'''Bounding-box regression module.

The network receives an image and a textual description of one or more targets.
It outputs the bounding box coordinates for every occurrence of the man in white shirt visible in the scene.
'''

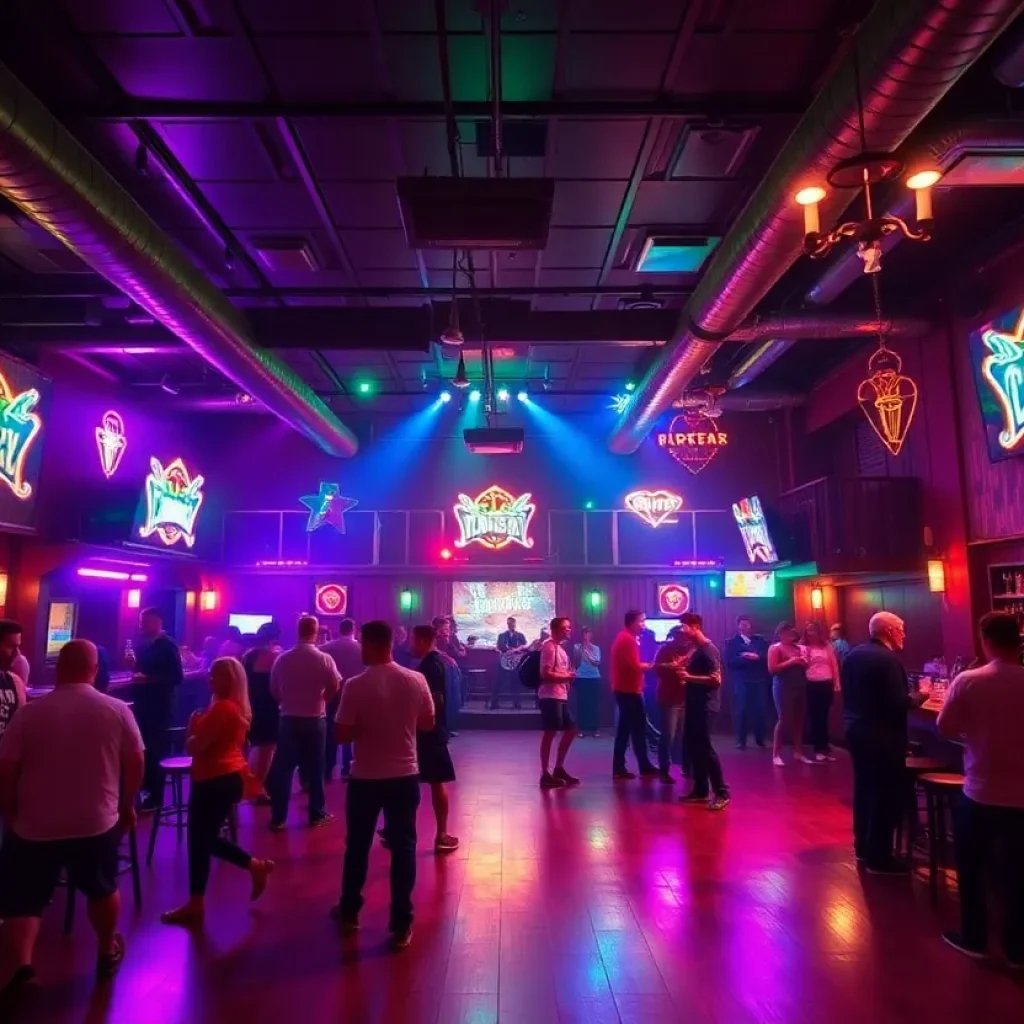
[0,640,144,998]
[320,617,363,780]
[332,620,434,948]
[539,616,578,789]
[268,615,341,831]
[938,611,1024,964]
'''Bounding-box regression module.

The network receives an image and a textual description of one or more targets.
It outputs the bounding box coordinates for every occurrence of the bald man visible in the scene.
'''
[840,612,916,874]
[0,641,145,997]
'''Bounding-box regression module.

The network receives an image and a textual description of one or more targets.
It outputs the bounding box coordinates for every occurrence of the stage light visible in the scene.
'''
[811,586,824,610]
[497,387,510,402]
[399,588,414,612]
[469,389,481,403]
[709,577,720,590]
[586,590,603,611]
[517,390,528,402]
[439,547,453,561]
[440,390,452,403]
[127,589,141,609]
[357,381,372,395]
[584,500,594,510]
[625,380,636,392]
[200,590,218,611]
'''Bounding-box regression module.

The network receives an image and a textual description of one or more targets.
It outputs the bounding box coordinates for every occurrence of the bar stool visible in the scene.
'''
[166,726,188,755]
[62,827,142,934]
[465,669,488,703]
[917,772,965,905]
[146,755,192,865]
[899,757,948,858]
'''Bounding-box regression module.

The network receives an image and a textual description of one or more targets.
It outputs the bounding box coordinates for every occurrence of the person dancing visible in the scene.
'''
[162,658,274,924]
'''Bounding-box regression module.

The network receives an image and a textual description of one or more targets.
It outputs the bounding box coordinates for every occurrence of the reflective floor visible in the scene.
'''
[14,733,1024,1022]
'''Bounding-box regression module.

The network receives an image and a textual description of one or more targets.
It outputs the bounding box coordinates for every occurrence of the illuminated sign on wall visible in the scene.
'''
[624,489,683,528]
[724,570,776,598]
[454,485,536,551]
[656,412,728,475]
[96,410,127,479]
[980,312,1024,452]
[656,583,691,616]
[0,369,42,499]
[314,583,348,617]
[300,482,358,534]
[857,346,918,457]
[139,457,204,549]
[732,495,778,564]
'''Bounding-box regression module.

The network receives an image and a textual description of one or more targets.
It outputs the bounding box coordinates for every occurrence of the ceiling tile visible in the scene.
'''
[66,0,182,34]
[542,228,613,268]
[257,35,381,101]
[551,180,628,227]
[158,122,278,182]
[200,183,322,229]
[629,180,738,227]
[294,120,403,181]
[341,230,419,269]
[236,0,367,32]
[549,122,649,179]
[562,35,675,96]
[322,182,404,229]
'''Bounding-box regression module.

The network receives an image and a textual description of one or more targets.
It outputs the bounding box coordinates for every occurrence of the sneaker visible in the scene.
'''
[865,859,912,876]
[553,766,581,787]
[435,834,460,853]
[708,794,731,811]
[309,812,335,828]
[391,926,414,949]
[755,741,767,749]
[329,904,360,931]
[795,754,816,765]
[269,820,287,833]
[679,791,709,804]
[96,933,125,980]
[612,769,637,780]
[540,772,565,789]
[659,772,675,785]
[773,756,785,767]
[942,931,986,959]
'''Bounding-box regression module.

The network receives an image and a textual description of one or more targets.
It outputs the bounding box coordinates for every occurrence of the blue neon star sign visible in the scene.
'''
[299,482,358,534]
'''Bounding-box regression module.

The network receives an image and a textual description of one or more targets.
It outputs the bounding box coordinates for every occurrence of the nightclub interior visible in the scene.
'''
[0,0,1024,1021]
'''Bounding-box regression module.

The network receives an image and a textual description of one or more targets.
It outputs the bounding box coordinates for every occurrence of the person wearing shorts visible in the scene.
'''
[0,641,144,1000]
[538,617,579,789]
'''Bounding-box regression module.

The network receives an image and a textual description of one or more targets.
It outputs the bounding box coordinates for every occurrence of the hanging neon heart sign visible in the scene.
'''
[656,412,728,474]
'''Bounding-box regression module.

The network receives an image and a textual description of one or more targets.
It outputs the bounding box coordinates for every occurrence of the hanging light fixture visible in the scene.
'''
[452,351,470,389]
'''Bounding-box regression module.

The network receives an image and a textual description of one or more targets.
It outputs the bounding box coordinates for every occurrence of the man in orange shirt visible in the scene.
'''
[610,610,657,780]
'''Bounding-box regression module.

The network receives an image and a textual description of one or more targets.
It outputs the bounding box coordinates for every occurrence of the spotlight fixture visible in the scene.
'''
[452,352,470,389]
[439,547,453,561]
[624,380,636,392]
[517,390,528,402]
[584,500,594,510]
[497,387,510,402]
[357,380,372,395]
[440,390,452,403]
[469,389,481,403]
[609,393,630,414]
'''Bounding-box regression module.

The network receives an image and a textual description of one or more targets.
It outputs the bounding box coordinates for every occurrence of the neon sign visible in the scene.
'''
[980,312,1024,452]
[731,495,778,565]
[453,485,536,551]
[0,370,42,499]
[657,583,690,616]
[656,412,728,474]
[624,489,683,528]
[139,457,204,549]
[856,346,918,456]
[96,410,127,479]
[300,482,358,534]
[314,583,348,617]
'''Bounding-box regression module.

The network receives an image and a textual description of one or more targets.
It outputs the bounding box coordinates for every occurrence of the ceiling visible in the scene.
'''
[1,0,1024,420]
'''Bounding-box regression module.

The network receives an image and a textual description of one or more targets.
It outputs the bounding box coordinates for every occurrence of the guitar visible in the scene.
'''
[499,648,529,671]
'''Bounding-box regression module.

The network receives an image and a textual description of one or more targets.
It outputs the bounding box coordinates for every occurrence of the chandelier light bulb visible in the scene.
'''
[906,169,941,190]
[795,186,826,206]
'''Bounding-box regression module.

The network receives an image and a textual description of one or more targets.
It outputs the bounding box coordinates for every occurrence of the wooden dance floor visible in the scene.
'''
[15,734,1023,1022]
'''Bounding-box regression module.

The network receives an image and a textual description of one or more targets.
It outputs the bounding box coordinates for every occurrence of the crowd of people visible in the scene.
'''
[0,599,1021,1003]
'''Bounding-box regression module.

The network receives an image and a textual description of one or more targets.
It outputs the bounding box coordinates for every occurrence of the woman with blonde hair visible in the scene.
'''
[162,657,274,924]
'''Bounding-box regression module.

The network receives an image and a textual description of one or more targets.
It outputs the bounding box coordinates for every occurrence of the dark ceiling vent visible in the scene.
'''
[475,120,549,159]
[252,239,320,274]
[670,124,758,179]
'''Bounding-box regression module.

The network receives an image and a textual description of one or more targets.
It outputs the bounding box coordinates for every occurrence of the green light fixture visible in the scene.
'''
[586,590,603,611]
[584,500,595,510]
[399,588,413,612]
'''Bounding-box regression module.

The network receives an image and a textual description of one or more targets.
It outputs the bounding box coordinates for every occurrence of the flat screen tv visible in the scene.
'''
[228,613,273,634]
[451,581,555,649]
[724,570,776,598]
[968,308,1024,462]
[646,618,680,643]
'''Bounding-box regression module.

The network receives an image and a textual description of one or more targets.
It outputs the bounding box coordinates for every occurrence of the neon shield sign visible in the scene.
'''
[453,485,536,551]
[0,369,42,499]
[139,457,205,549]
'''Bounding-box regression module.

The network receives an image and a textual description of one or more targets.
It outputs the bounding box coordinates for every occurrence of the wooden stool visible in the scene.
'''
[918,772,965,905]
[166,726,188,756]
[898,757,949,857]
[146,756,192,865]
[62,827,142,934]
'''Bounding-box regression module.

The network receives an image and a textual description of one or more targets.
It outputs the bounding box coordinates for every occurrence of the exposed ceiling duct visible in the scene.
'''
[0,63,359,457]
[806,120,1024,306]
[607,0,1024,454]
[727,340,796,390]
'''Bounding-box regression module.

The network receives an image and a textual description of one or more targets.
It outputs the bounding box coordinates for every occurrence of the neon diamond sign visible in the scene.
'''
[624,489,683,528]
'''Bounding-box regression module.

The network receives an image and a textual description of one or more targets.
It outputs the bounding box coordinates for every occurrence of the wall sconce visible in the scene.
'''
[399,588,414,613]
[811,587,824,611]
[200,590,218,611]
[927,559,946,594]
[586,590,603,611]
[0,571,8,608]
[185,591,196,609]
[127,589,141,609]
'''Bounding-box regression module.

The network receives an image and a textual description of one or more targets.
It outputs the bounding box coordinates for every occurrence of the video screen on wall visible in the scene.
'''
[452,581,555,649]
[969,308,1024,462]
[724,570,776,598]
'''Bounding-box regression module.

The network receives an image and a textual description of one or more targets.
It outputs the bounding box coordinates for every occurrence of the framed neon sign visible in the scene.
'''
[731,495,778,565]
[139,457,204,549]
[970,308,1024,461]
[314,583,348,617]
[624,489,683,528]
[453,485,536,551]
[96,410,127,479]
[300,482,358,534]
[656,412,728,474]
[0,369,42,500]
[656,583,691,616]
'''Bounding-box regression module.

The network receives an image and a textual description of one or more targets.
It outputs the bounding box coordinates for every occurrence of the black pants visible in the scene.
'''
[188,772,251,895]
[135,688,174,803]
[268,717,326,825]
[953,794,1024,959]
[613,693,653,774]
[490,668,521,709]
[733,678,766,747]
[806,681,834,753]
[324,694,342,778]
[686,706,727,798]
[340,776,421,933]
[847,732,904,865]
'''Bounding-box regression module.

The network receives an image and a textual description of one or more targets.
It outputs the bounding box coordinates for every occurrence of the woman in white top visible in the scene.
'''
[802,622,840,762]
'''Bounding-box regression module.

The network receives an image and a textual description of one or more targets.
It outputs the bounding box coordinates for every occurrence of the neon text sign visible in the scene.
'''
[624,489,683,528]
[980,313,1024,452]
[0,370,42,499]
[139,457,204,549]
[454,485,536,551]
[656,412,728,475]
[731,495,778,565]
[96,410,127,479]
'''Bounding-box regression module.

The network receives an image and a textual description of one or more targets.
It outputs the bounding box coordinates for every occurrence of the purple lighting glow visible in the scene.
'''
[77,567,149,582]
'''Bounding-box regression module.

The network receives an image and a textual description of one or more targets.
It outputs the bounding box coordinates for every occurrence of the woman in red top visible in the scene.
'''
[162,658,274,924]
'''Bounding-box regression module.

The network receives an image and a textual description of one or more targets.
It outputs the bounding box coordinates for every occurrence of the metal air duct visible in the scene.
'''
[608,0,1024,454]
[0,63,358,456]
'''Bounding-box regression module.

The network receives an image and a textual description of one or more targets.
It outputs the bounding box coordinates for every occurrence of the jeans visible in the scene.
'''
[685,706,727,798]
[613,692,654,774]
[733,678,766,747]
[806,681,834,753]
[324,694,342,778]
[268,716,327,825]
[574,677,600,733]
[136,687,175,804]
[847,730,903,865]
[953,794,1024,959]
[658,704,685,775]
[340,775,421,933]
[188,772,251,895]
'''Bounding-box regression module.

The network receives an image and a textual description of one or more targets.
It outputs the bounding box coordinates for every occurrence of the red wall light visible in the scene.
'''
[440,547,453,561]
[127,589,141,609]
[200,590,218,611]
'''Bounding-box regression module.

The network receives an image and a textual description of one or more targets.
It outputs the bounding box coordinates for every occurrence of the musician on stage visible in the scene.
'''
[492,617,528,710]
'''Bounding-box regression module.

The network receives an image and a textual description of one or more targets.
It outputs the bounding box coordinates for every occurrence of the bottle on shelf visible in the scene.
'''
[124,638,135,669]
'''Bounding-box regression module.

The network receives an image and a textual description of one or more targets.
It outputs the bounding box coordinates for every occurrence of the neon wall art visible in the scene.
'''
[314,583,348,617]
[139,457,205,549]
[856,346,918,456]
[96,410,127,478]
[656,583,691,616]
[972,308,1024,459]
[624,489,683,528]
[453,485,536,551]
[731,496,778,565]
[300,482,358,534]
[656,412,728,474]
[0,369,42,499]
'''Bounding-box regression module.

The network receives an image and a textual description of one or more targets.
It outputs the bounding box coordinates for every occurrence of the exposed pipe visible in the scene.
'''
[807,120,1024,305]
[674,391,805,412]
[608,0,1024,454]
[0,63,358,456]
[727,340,795,390]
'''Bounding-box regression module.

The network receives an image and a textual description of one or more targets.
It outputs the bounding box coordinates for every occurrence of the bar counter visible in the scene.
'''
[908,696,964,770]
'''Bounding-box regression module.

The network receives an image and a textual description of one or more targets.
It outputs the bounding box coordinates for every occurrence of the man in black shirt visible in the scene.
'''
[724,616,770,750]
[131,608,184,812]
[493,616,527,710]
[677,612,729,811]
[840,611,917,873]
